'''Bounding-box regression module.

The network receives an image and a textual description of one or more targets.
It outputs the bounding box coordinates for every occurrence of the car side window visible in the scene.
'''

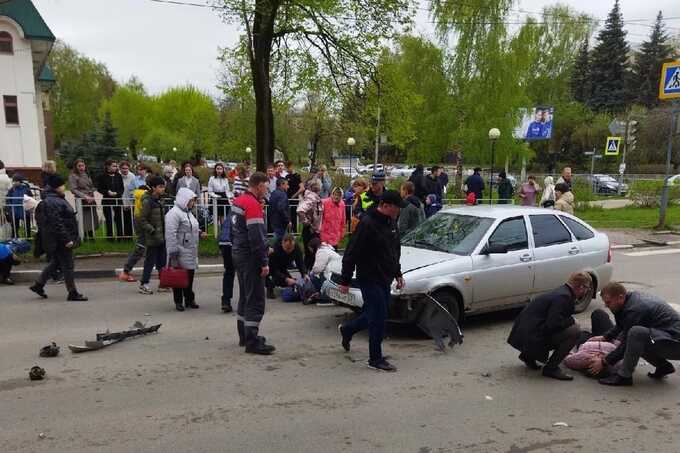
[530,215,572,247]
[561,216,595,241]
[488,217,528,251]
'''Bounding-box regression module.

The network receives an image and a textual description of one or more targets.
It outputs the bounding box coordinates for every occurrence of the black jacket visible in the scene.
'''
[465,173,485,199]
[341,208,401,287]
[269,188,290,231]
[408,169,427,200]
[604,291,680,365]
[36,190,79,252]
[96,171,125,204]
[497,178,514,202]
[269,241,306,285]
[424,174,443,199]
[507,284,576,362]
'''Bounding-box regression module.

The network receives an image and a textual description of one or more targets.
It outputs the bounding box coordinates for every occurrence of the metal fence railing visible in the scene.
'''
[1,190,522,243]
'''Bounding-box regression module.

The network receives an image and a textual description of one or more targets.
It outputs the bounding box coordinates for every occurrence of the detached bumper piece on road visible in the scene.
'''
[68,321,161,353]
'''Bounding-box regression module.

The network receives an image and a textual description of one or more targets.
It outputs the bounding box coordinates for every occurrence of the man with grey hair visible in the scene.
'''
[589,282,680,386]
[508,272,593,380]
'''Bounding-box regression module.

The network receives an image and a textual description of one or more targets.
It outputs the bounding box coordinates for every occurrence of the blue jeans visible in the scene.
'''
[141,244,166,285]
[343,282,391,363]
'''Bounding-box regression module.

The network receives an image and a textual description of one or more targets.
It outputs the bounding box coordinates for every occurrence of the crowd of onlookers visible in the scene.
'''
[0,156,579,291]
[462,165,576,214]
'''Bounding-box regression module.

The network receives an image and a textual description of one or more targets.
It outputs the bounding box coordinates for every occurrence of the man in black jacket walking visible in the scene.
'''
[507,272,592,380]
[588,282,680,386]
[30,175,88,301]
[338,190,406,372]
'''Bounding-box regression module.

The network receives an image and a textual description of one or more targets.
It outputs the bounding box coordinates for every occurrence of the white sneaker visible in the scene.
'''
[138,284,154,295]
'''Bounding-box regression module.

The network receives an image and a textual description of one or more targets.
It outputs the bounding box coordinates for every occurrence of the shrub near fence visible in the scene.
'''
[629,180,680,208]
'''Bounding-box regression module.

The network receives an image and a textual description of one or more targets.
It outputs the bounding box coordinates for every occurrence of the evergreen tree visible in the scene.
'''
[632,11,673,108]
[571,39,591,104]
[588,0,630,114]
[100,111,118,148]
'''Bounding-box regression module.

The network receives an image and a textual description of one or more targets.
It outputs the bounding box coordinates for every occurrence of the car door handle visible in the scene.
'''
[520,254,532,262]
[568,247,580,255]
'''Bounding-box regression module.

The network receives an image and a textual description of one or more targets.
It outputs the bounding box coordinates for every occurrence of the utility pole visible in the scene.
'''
[618,113,630,195]
[374,83,381,169]
[658,103,679,228]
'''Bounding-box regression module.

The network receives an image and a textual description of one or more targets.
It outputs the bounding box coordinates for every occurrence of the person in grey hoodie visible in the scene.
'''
[398,181,425,237]
[165,187,203,311]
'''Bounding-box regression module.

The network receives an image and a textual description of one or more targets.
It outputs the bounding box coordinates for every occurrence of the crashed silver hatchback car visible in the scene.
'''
[323,205,613,327]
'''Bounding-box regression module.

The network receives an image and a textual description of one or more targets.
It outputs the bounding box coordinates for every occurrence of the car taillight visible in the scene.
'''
[607,246,612,263]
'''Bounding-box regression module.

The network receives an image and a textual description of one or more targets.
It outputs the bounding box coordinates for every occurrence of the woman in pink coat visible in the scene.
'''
[320,187,346,248]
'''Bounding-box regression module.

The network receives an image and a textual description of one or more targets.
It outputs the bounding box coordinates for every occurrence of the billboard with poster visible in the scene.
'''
[513,106,554,141]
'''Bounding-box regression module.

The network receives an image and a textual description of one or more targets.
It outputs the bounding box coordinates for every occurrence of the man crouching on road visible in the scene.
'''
[589,282,680,386]
[508,272,593,380]
[338,190,406,372]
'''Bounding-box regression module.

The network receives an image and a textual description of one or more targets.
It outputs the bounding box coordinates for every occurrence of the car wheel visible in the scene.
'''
[573,287,594,313]
[431,289,462,324]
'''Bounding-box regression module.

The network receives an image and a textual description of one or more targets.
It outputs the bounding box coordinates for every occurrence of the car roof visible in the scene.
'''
[441,205,570,219]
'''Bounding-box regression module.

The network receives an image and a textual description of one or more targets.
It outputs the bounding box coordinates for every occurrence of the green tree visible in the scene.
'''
[215,0,416,170]
[145,86,219,162]
[588,0,630,114]
[48,41,117,146]
[59,114,125,179]
[571,39,591,104]
[631,11,674,108]
[99,80,153,154]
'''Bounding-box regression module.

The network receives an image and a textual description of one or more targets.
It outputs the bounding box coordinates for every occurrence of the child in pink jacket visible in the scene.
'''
[320,187,346,248]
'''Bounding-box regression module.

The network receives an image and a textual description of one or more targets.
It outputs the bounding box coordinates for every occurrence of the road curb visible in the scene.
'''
[11,265,224,283]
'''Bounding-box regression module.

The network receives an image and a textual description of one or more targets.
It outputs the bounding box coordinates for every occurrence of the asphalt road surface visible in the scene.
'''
[2,247,680,453]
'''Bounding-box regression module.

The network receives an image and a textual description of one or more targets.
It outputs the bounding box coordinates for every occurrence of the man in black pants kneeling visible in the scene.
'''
[507,272,593,380]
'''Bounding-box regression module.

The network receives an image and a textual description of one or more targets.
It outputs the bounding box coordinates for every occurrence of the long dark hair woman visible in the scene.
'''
[208,162,231,223]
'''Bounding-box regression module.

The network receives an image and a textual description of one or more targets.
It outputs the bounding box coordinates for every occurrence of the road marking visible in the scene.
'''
[623,248,680,257]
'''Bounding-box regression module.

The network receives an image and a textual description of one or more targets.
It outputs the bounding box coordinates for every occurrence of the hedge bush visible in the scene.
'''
[629,180,680,208]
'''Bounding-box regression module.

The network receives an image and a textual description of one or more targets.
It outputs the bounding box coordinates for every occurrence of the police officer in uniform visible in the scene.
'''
[356,171,385,218]
[231,172,275,355]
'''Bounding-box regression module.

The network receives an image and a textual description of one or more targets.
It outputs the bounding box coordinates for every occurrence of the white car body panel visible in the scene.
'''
[325,206,613,318]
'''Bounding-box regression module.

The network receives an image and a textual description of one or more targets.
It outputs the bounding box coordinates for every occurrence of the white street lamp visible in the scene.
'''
[488,128,501,204]
[245,146,252,154]
[347,137,356,178]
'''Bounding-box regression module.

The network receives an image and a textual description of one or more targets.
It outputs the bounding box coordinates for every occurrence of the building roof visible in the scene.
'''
[37,63,55,82]
[0,0,55,41]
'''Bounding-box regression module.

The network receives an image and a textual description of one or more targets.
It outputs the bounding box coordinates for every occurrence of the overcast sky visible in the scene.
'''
[32,0,680,97]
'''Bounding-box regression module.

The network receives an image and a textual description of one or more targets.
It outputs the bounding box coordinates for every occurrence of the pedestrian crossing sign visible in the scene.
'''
[659,60,680,100]
[605,137,621,156]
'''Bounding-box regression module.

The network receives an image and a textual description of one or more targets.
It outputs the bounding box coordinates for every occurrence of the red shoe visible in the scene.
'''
[118,272,137,282]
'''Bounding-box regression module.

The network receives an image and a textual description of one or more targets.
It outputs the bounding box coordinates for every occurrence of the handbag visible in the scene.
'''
[159,265,189,289]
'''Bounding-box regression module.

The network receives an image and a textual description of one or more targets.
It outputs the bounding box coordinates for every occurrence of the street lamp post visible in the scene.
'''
[347,137,356,178]
[488,128,501,204]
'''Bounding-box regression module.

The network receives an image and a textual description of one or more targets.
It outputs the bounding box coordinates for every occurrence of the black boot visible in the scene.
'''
[648,362,675,379]
[222,300,233,313]
[244,327,275,355]
[542,366,573,381]
[185,300,200,309]
[67,292,88,302]
[175,302,185,312]
[237,320,246,347]
[519,353,540,370]
[599,373,633,386]
[29,283,47,299]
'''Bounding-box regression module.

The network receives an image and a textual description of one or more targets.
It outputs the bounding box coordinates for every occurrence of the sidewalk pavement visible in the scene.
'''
[602,229,680,249]
[12,255,224,283]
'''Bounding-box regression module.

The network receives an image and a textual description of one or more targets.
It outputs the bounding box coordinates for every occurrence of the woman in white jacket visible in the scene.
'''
[165,188,202,311]
[541,175,556,208]
[207,162,231,223]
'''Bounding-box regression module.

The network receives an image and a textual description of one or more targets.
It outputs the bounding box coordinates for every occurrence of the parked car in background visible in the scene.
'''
[584,174,628,195]
[667,174,680,186]
[391,165,417,178]
[323,205,612,329]
[361,164,385,175]
[205,160,217,169]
